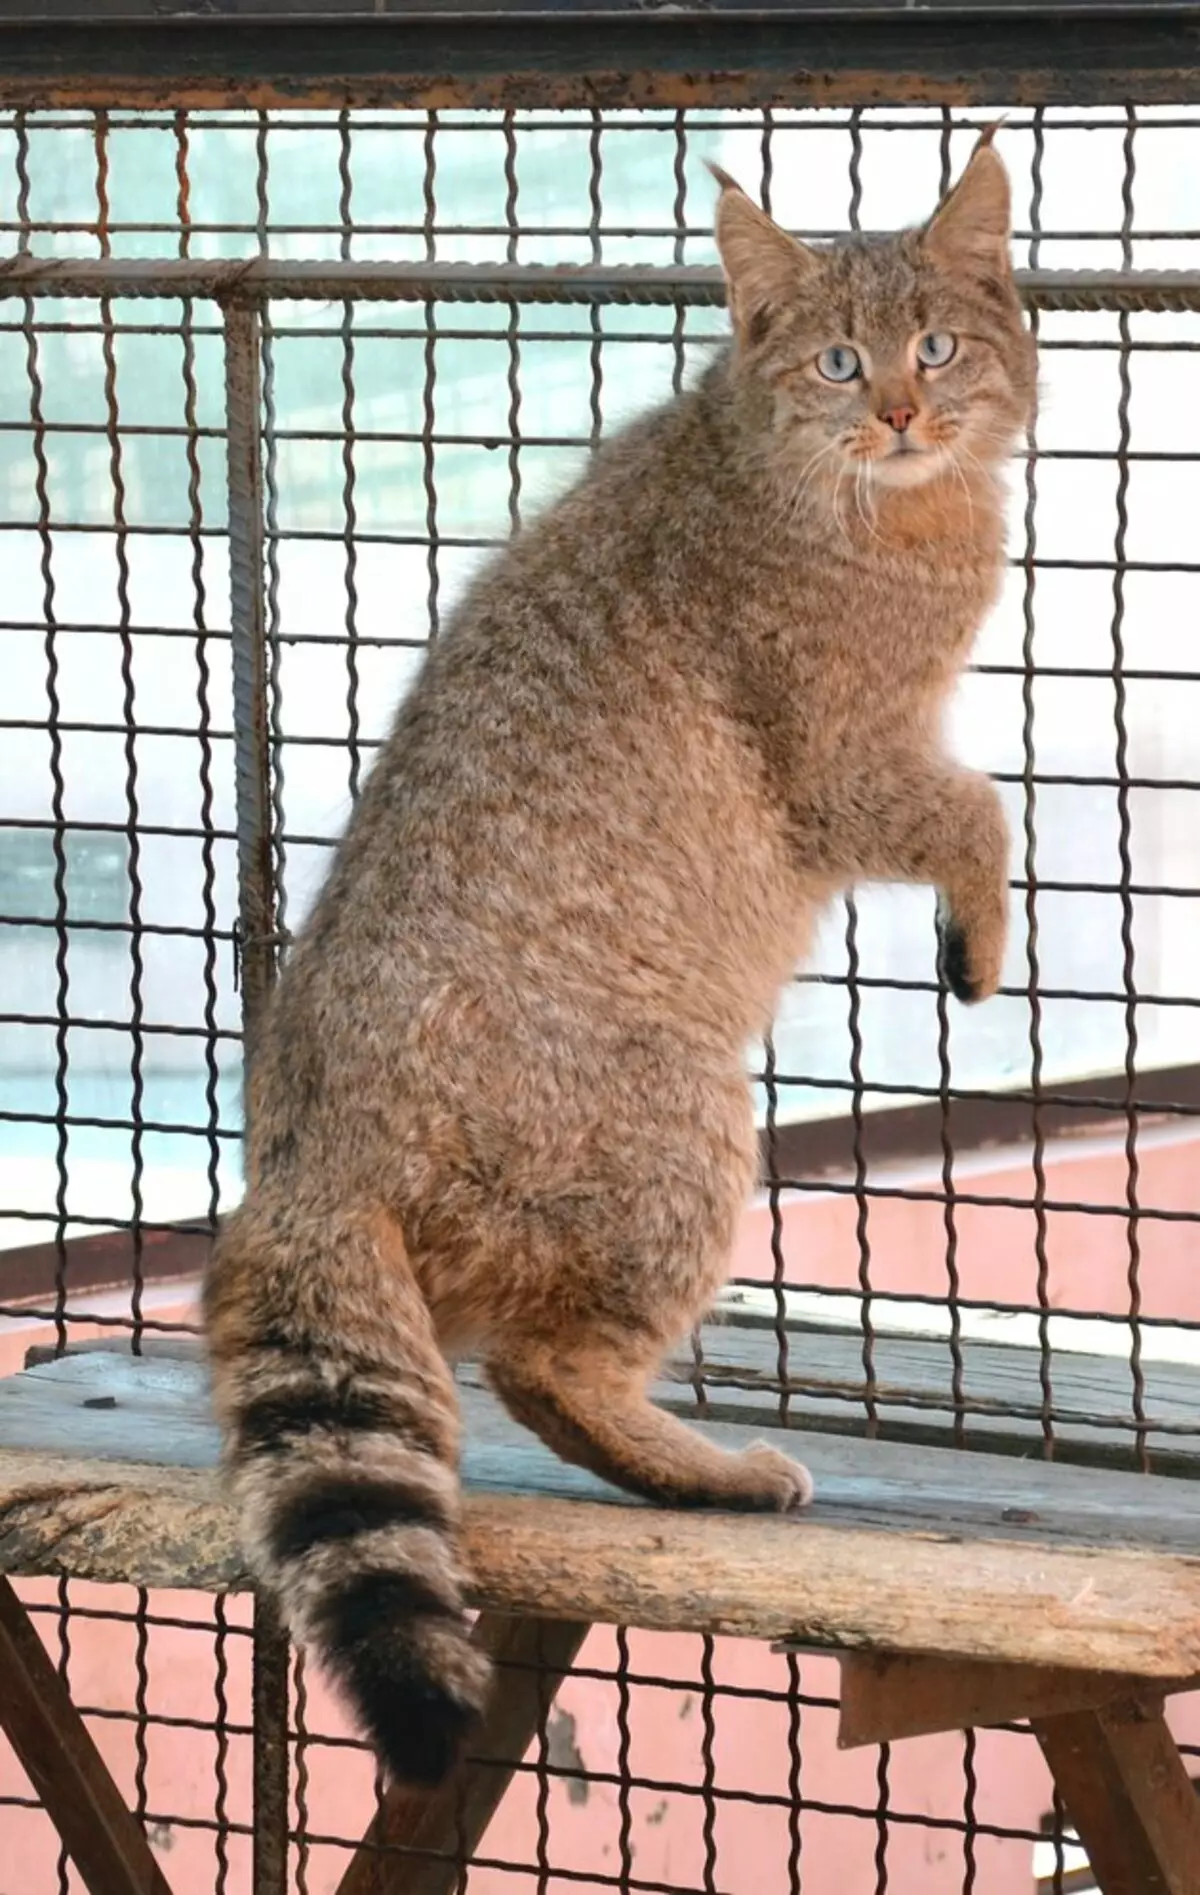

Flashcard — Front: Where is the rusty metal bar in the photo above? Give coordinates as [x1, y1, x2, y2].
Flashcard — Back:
[0, 8, 1199, 112]
[6, 256, 1200, 313]
[223, 300, 276, 1045]
[224, 300, 288, 1892]
[251, 1598, 290, 1895]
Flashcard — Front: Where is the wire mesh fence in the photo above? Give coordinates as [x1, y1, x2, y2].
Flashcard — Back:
[3, 98, 1200, 1891]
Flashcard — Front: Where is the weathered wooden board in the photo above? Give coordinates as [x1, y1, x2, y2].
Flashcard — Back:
[669, 1320, 1200, 1471]
[30, 1315, 1200, 1472]
[7, 1348, 1200, 1554]
[1, 1351, 1200, 1680]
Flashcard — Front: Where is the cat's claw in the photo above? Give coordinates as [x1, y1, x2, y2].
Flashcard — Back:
[936, 901, 983, 1004]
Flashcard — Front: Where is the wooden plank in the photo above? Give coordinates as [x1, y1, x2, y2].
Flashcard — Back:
[838, 1653, 1199, 1748]
[670, 1320, 1200, 1471]
[1034, 1701, 1200, 1895]
[8, 1350, 1200, 1560]
[4, 1352, 1200, 1676]
[336, 1615, 589, 1895]
[28, 1314, 1200, 1473]
[2, 1436, 1200, 1681]
[0, 1576, 176, 1895]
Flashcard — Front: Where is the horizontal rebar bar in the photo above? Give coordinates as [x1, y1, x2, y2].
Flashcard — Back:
[3, 255, 1200, 312]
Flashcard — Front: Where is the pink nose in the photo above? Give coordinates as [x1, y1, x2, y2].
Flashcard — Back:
[882, 405, 916, 434]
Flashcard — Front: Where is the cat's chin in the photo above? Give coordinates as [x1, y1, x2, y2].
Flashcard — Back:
[864, 445, 949, 490]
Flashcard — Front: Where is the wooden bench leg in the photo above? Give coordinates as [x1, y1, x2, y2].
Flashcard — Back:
[1033, 1699, 1200, 1895]
[838, 1653, 1200, 1895]
[335, 1613, 591, 1895]
[0, 1576, 175, 1895]
[837, 1652, 1198, 1749]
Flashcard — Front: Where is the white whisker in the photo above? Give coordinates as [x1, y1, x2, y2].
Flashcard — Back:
[787, 437, 843, 529]
[828, 465, 852, 550]
[946, 451, 976, 532]
[853, 460, 883, 544]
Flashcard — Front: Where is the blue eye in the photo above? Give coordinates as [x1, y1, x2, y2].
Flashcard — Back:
[816, 344, 862, 384]
[916, 331, 957, 368]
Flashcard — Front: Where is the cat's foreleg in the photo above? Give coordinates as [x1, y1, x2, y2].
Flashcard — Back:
[812, 754, 1010, 1004]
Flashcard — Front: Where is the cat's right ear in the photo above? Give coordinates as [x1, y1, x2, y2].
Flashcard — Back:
[709, 165, 817, 348]
[921, 132, 1013, 278]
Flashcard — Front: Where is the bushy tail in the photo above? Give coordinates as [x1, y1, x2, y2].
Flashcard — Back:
[204, 1199, 490, 1786]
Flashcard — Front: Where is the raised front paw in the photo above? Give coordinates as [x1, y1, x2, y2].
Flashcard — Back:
[936, 898, 1002, 1005]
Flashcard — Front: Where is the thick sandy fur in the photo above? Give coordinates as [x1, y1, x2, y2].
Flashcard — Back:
[205, 138, 1036, 1787]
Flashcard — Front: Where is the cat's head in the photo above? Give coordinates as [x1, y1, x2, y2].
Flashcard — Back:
[712, 134, 1036, 495]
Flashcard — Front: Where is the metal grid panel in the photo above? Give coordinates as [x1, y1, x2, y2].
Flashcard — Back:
[0, 1599, 1117, 1891]
[3, 101, 1200, 1889]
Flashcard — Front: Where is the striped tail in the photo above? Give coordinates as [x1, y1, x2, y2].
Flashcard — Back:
[204, 1199, 490, 1786]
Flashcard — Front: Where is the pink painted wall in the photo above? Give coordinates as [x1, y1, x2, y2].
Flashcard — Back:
[2, 1125, 1196, 1891]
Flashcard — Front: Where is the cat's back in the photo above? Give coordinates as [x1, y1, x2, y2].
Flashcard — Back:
[255, 383, 804, 1122]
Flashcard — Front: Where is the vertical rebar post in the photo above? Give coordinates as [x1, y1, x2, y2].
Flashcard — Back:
[844, 109, 877, 1443]
[1022, 110, 1054, 1461]
[251, 1595, 291, 1895]
[1112, 104, 1147, 1471]
[934, 107, 967, 1459]
[223, 299, 277, 1050]
[224, 288, 288, 1893]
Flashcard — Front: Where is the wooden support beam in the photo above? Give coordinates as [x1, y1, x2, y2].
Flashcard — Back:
[1033, 1699, 1200, 1895]
[335, 1614, 590, 1895]
[0, 1576, 175, 1895]
[838, 1652, 1199, 1749]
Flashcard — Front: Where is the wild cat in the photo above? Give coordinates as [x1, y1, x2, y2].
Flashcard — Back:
[205, 132, 1035, 1785]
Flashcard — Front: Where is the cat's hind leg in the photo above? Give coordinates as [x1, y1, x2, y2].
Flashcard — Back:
[487, 1336, 812, 1514]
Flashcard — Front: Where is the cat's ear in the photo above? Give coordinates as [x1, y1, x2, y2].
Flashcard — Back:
[709, 165, 818, 347]
[922, 129, 1013, 276]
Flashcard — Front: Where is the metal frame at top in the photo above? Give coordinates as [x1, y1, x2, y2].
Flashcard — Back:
[1, 5, 1200, 111]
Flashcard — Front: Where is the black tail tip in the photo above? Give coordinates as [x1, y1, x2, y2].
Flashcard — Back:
[355, 1665, 484, 1787]
[318, 1573, 491, 1787]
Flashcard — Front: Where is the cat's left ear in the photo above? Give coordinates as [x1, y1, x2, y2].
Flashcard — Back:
[922, 127, 1012, 276]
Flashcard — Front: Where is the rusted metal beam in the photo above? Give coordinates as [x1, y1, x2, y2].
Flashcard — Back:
[1033, 1698, 1200, 1895]
[335, 1614, 591, 1895]
[251, 1597, 291, 1895]
[2, 256, 1200, 315]
[0, 1576, 176, 1895]
[0, 8, 1198, 111]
